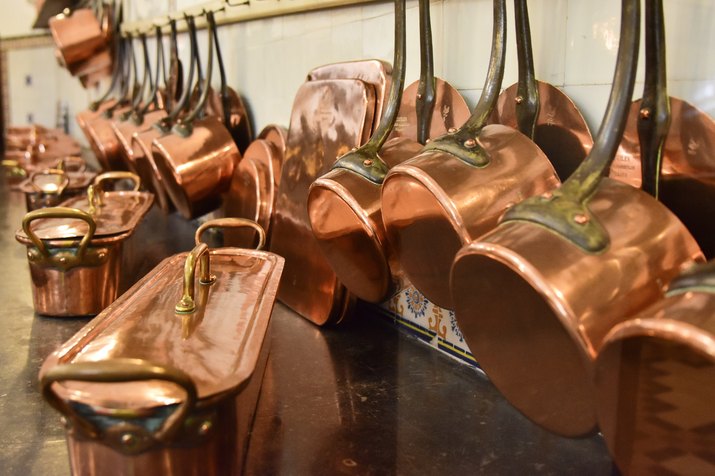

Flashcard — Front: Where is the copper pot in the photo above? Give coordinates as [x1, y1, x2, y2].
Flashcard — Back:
[49, 8, 106, 68]
[381, 0, 558, 310]
[450, 0, 702, 437]
[19, 163, 95, 211]
[489, 0, 593, 181]
[594, 260, 715, 475]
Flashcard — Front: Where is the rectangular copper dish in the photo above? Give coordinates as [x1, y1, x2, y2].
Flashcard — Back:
[15, 174, 153, 316]
[39, 238, 284, 476]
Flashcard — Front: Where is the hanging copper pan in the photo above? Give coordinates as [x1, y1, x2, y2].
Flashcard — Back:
[489, 0, 593, 181]
[220, 122, 287, 249]
[381, 0, 558, 310]
[308, 0, 470, 304]
[609, 0, 715, 259]
[269, 78, 379, 324]
[49, 7, 106, 68]
[450, 0, 703, 437]
[594, 259, 715, 475]
[152, 11, 240, 219]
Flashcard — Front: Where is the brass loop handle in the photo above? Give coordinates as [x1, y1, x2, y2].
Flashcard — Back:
[30, 168, 69, 195]
[22, 207, 97, 260]
[194, 218, 267, 250]
[93, 171, 141, 193]
[176, 242, 216, 314]
[41, 358, 197, 454]
[56, 156, 87, 173]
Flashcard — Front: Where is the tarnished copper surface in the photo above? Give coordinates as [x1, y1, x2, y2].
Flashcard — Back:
[595, 286, 715, 475]
[451, 178, 703, 437]
[131, 123, 174, 213]
[152, 116, 240, 219]
[270, 79, 376, 325]
[16, 191, 154, 241]
[39, 245, 283, 474]
[381, 124, 559, 309]
[211, 87, 253, 155]
[49, 8, 105, 67]
[490, 81, 594, 180]
[609, 97, 715, 258]
[308, 60, 391, 138]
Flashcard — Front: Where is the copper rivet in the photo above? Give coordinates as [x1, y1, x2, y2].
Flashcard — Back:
[198, 420, 212, 436]
[542, 191, 553, 199]
[504, 202, 515, 209]
[640, 108, 651, 119]
[121, 433, 136, 447]
[59, 257, 67, 263]
[515, 96, 524, 104]
[464, 139, 477, 148]
[98, 252, 106, 259]
[448, 127, 458, 134]
[416, 93, 423, 99]
[425, 139, 431, 144]
[60, 416, 70, 428]
[573, 213, 589, 225]
[351, 147, 358, 151]
[27, 252, 33, 259]
[363, 159, 373, 167]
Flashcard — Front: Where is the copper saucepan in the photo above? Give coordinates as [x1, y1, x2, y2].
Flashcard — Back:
[381, 0, 558, 309]
[152, 11, 240, 219]
[608, 0, 715, 259]
[489, 0, 593, 180]
[308, 0, 470, 304]
[594, 259, 715, 475]
[450, 0, 703, 437]
[49, 7, 106, 68]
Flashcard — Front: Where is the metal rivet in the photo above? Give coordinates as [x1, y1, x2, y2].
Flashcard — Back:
[639, 108, 651, 120]
[573, 214, 589, 225]
[121, 433, 137, 447]
[542, 191, 553, 199]
[98, 252, 106, 259]
[464, 138, 477, 148]
[198, 420, 213, 436]
[60, 416, 70, 428]
[351, 147, 358, 151]
[416, 93, 423, 99]
[59, 257, 67, 263]
[515, 96, 524, 104]
[448, 127, 458, 134]
[504, 202, 515, 209]
[363, 159, 373, 167]
[425, 139, 431, 144]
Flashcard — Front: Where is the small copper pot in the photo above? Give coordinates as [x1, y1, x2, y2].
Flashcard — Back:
[49, 8, 106, 68]
[450, 0, 702, 437]
[594, 260, 715, 475]
[381, 0, 558, 309]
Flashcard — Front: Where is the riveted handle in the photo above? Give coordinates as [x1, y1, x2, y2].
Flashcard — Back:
[93, 171, 141, 192]
[41, 358, 197, 455]
[30, 168, 70, 195]
[175, 243, 216, 314]
[194, 217, 267, 250]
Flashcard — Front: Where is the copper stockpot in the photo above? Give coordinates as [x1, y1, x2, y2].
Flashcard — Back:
[39, 218, 283, 476]
[308, 0, 470, 303]
[609, 0, 715, 259]
[15, 172, 154, 316]
[489, 0, 593, 181]
[450, 0, 702, 437]
[49, 8, 106, 68]
[381, 0, 559, 310]
[595, 260, 715, 475]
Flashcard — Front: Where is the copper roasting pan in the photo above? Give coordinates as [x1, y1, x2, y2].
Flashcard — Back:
[39, 220, 284, 476]
[15, 173, 154, 316]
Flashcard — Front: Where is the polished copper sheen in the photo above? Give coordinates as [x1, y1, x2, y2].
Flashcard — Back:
[14, 173, 154, 316]
[450, 0, 703, 437]
[381, 0, 558, 309]
[85, 106, 132, 171]
[39, 219, 284, 475]
[489, 0, 593, 181]
[130, 117, 175, 213]
[49, 8, 106, 67]
[270, 78, 377, 325]
[595, 260, 715, 475]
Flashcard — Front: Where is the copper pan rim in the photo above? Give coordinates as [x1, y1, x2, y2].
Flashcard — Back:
[310, 176, 392, 303]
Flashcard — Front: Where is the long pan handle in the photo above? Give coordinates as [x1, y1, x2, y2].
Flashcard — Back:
[503, 0, 640, 252]
[639, 0, 670, 198]
[416, 0, 436, 145]
[514, 0, 539, 139]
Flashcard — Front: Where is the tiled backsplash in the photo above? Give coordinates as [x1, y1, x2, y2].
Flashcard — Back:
[3, 0, 714, 365]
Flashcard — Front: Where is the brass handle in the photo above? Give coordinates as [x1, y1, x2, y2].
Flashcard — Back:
[194, 217, 267, 250]
[41, 358, 197, 455]
[175, 242, 216, 314]
[30, 168, 69, 195]
[93, 171, 141, 192]
[23, 207, 96, 265]
[56, 156, 87, 173]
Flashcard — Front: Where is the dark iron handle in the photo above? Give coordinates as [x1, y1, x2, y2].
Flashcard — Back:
[514, 0, 539, 139]
[416, 0, 436, 145]
[162, 14, 198, 128]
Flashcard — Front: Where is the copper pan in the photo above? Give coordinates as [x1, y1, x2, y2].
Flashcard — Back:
[152, 11, 240, 219]
[381, 0, 558, 309]
[489, 0, 593, 181]
[594, 260, 715, 475]
[609, 0, 715, 259]
[450, 0, 703, 437]
[49, 7, 106, 67]
[308, 0, 470, 303]
[269, 75, 378, 324]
